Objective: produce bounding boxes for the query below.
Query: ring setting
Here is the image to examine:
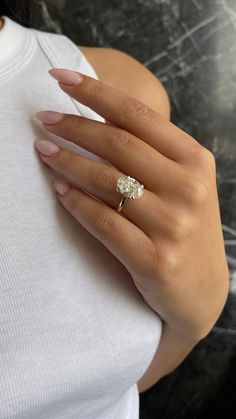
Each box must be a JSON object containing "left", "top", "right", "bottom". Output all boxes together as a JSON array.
[{"left": 116, "top": 175, "right": 144, "bottom": 214}]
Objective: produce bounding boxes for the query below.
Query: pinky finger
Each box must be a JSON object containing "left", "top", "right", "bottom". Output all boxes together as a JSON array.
[{"left": 54, "top": 178, "right": 154, "bottom": 278}]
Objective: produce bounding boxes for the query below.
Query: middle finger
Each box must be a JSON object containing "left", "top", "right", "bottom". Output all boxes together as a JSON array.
[{"left": 36, "top": 111, "right": 180, "bottom": 197}]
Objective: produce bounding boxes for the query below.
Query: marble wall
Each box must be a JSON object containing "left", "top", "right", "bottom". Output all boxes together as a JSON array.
[{"left": 32, "top": 0, "right": 236, "bottom": 417}]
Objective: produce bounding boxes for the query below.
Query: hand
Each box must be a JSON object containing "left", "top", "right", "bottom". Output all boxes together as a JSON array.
[{"left": 35, "top": 68, "right": 229, "bottom": 343}]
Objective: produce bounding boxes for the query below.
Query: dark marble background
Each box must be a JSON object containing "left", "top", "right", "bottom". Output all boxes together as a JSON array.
[{"left": 31, "top": 0, "right": 236, "bottom": 417}]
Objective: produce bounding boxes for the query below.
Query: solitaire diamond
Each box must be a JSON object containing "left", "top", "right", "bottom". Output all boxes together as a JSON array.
[{"left": 116, "top": 176, "right": 144, "bottom": 200}]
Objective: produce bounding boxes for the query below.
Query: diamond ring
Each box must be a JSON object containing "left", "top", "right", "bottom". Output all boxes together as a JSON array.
[{"left": 116, "top": 175, "right": 144, "bottom": 214}]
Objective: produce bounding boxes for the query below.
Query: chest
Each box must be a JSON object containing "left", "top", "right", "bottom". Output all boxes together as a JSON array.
[{"left": 0, "top": 69, "right": 161, "bottom": 417}]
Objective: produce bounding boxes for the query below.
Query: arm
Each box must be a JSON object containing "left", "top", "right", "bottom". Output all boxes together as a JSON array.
[{"left": 137, "top": 321, "right": 199, "bottom": 393}]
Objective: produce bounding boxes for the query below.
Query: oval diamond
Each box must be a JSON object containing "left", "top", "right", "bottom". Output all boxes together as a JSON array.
[{"left": 116, "top": 176, "right": 144, "bottom": 199}]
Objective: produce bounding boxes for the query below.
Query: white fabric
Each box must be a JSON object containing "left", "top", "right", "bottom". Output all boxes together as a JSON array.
[{"left": 0, "top": 16, "right": 162, "bottom": 419}]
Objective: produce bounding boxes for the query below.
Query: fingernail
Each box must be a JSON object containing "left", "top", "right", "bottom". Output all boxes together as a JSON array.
[
  {"left": 36, "top": 111, "right": 64, "bottom": 125},
  {"left": 35, "top": 139, "right": 60, "bottom": 157},
  {"left": 49, "top": 68, "right": 83, "bottom": 85},
  {"left": 54, "top": 178, "right": 70, "bottom": 196}
]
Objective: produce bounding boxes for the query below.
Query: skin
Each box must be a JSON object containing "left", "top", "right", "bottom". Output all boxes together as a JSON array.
[
  {"left": 1, "top": 16, "right": 229, "bottom": 393},
  {"left": 0, "top": 14, "right": 168, "bottom": 393},
  {"left": 34, "top": 68, "right": 229, "bottom": 377},
  {"left": 78, "top": 45, "right": 171, "bottom": 120}
]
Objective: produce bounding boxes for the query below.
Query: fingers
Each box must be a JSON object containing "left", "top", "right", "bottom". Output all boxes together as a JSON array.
[
  {"left": 48, "top": 69, "right": 200, "bottom": 164},
  {"left": 55, "top": 183, "right": 155, "bottom": 278},
  {"left": 36, "top": 110, "right": 180, "bottom": 196},
  {"left": 35, "top": 139, "right": 183, "bottom": 240}
]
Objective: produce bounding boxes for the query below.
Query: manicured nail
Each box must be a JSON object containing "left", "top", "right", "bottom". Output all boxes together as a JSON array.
[
  {"left": 54, "top": 178, "right": 70, "bottom": 196},
  {"left": 49, "top": 68, "right": 83, "bottom": 85},
  {"left": 35, "top": 139, "right": 60, "bottom": 157},
  {"left": 36, "top": 111, "right": 64, "bottom": 125}
]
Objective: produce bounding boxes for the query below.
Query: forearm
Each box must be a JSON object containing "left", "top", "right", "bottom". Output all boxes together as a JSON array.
[{"left": 137, "top": 321, "right": 199, "bottom": 393}]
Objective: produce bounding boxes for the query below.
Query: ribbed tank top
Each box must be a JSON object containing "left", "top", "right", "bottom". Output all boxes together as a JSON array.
[{"left": 0, "top": 16, "right": 162, "bottom": 419}]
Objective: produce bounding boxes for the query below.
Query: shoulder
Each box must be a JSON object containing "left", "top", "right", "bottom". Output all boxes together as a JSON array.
[{"left": 78, "top": 46, "right": 170, "bottom": 119}]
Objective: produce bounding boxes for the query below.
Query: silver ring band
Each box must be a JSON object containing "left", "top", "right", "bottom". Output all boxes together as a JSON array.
[{"left": 117, "top": 196, "right": 129, "bottom": 213}]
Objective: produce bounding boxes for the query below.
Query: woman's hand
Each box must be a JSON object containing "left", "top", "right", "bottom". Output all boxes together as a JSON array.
[{"left": 35, "top": 68, "right": 229, "bottom": 343}]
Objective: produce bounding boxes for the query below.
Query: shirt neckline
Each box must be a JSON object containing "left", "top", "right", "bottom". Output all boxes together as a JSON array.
[{"left": 0, "top": 16, "right": 35, "bottom": 84}]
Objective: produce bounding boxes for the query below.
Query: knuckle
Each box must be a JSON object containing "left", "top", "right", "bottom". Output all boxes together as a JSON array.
[
  {"left": 62, "top": 113, "right": 73, "bottom": 125},
  {"left": 63, "top": 114, "right": 80, "bottom": 130},
  {"left": 91, "top": 166, "right": 117, "bottom": 189},
  {"left": 108, "top": 129, "right": 134, "bottom": 151},
  {"left": 95, "top": 210, "right": 115, "bottom": 236},
  {"left": 123, "top": 97, "right": 154, "bottom": 121},
  {"left": 57, "top": 149, "right": 72, "bottom": 166},
  {"left": 194, "top": 145, "right": 216, "bottom": 171},
  {"left": 205, "top": 150, "right": 216, "bottom": 172},
  {"left": 84, "top": 76, "right": 97, "bottom": 95},
  {"left": 68, "top": 189, "right": 79, "bottom": 213},
  {"left": 171, "top": 212, "right": 194, "bottom": 240},
  {"left": 188, "top": 179, "right": 209, "bottom": 205},
  {"left": 182, "top": 175, "right": 209, "bottom": 206},
  {"left": 155, "top": 244, "right": 179, "bottom": 276},
  {"left": 135, "top": 242, "right": 170, "bottom": 290}
]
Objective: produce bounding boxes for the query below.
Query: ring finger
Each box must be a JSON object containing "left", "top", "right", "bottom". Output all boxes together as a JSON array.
[{"left": 35, "top": 140, "right": 175, "bottom": 240}]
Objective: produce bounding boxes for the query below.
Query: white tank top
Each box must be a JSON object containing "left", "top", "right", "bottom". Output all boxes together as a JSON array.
[{"left": 0, "top": 16, "right": 162, "bottom": 419}]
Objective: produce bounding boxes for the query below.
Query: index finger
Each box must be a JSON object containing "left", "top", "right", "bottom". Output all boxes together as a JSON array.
[{"left": 49, "top": 68, "right": 200, "bottom": 163}]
